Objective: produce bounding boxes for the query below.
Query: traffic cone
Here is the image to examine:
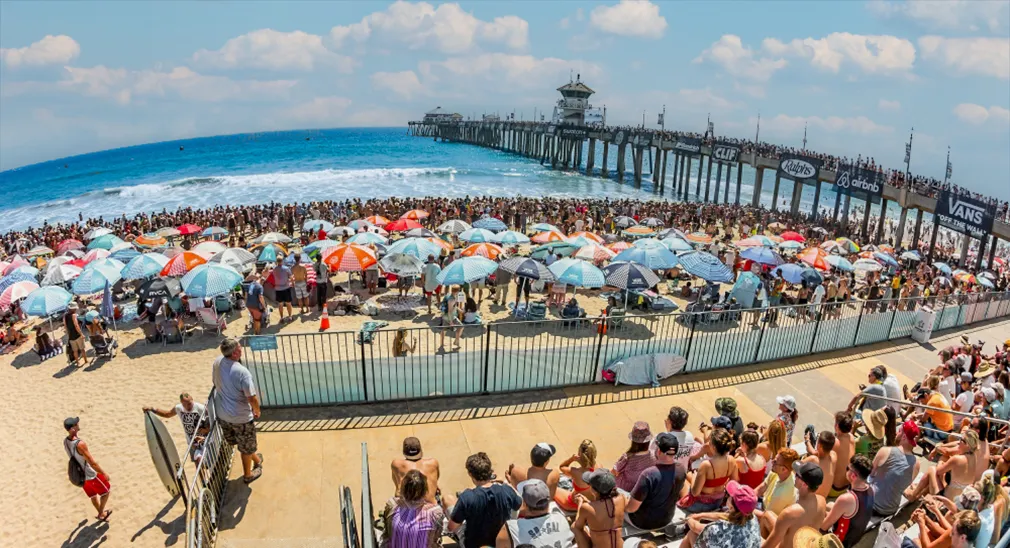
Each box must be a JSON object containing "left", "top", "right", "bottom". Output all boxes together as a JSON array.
[{"left": 319, "top": 307, "right": 330, "bottom": 332}]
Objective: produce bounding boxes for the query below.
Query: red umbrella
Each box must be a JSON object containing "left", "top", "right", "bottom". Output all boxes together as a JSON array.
[
  {"left": 57, "top": 239, "right": 85, "bottom": 255},
  {"left": 385, "top": 219, "right": 423, "bottom": 232},
  {"left": 177, "top": 224, "right": 203, "bottom": 236},
  {"left": 798, "top": 247, "right": 830, "bottom": 271},
  {"left": 780, "top": 231, "right": 806, "bottom": 243}
]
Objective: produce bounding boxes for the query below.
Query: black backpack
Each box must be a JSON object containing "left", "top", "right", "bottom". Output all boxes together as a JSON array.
[{"left": 65, "top": 439, "right": 86, "bottom": 487}]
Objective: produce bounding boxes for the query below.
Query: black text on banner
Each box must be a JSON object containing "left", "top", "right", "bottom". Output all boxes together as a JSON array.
[{"left": 777, "top": 153, "right": 823, "bottom": 183}]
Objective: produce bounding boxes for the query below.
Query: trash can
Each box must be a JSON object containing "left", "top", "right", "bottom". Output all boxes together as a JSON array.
[{"left": 912, "top": 305, "right": 935, "bottom": 344}]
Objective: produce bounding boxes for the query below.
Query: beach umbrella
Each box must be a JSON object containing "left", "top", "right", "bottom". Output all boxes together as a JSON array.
[
  {"left": 548, "top": 258, "right": 606, "bottom": 288},
  {"left": 254, "top": 243, "right": 287, "bottom": 263},
  {"left": 798, "top": 247, "right": 831, "bottom": 271},
  {"left": 121, "top": 253, "right": 169, "bottom": 280},
  {"left": 347, "top": 219, "right": 374, "bottom": 231},
  {"left": 156, "top": 227, "right": 181, "bottom": 238},
  {"left": 84, "top": 227, "right": 114, "bottom": 240},
  {"left": 954, "top": 272, "right": 976, "bottom": 285},
  {"left": 46, "top": 256, "right": 72, "bottom": 271},
  {"left": 608, "top": 241, "right": 633, "bottom": 253},
  {"left": 87, "top": 234, "right": 123, "bottom": 251},
  {"left": 405, "top": 228, "right": 437, "bottom": 239},
  {"left": 25, "top": 245, "right": 54, "bottom": 257},
  {"left": 853, "top": 259, "right": 884, "bottom": 273},
  {"left": 0, "top": 281, "right": 39, "bottom": 310},
  {"left": 20, "top": 286, "right": 72, "bottom": 317},
  {"left": 202, "top": 226, "right": 229, "bottom": 238},
  {"left": 322, "top": 244, "right": 377, "bottom": 272},
  {"left": 138, "top": 277, "right": 182, "bottom": 300},
  {"left": 328, "top": 226, "right": 355, "bottom": 238},
  {"left": 874, "top": 252, "right": 899, "bottom": 267},
  {"left": 614, "top": 216, "right": 637, "bottom": 228},
  {"left": 574, "top": 243, "right": 616, "bottom": 262},
  {"left": 303, "top": 219, "right": 334, "bottom": 233},
  {"left": 730, "top": 271, "right": 762, "bottom": 308},
  {"left": 736, "top": 236, "right": 774, "bottom": 248},
  {"left": 82, "top": 248, "right": 112, "bottom": 264},
  {"left": 632, "top": 238, "right": 666, "bottom": 250},
  {"left": 825, "top": 255, "right": 854, "bottom": 272},
  {"left": 177, "top": 224, "right": 202, "bottom": 236},
  {"left": 678, "top": 251, "right": 733, "bottom": 283},
  {"left": 936, "top": 276, "right": 952, "bottom": 287},
  {"left": 531, "top": 242, "right": 579, "bottom": 259},
  {"left": 532, "top": 230, "right": 567, "bottom": 244},
  {"left": 282, "top": 252, "right": 313, "bottom": 266},
  {"left": 767, "top": 222, "right": 786, "bottom": 231},
  {"left": 663, "top": 238, "right": 694, "bottom": 252},
  {"left": 569, "top": 235, "right": 603, "bottom": 248},
  {"left": 613, "top": 246, "right": 679, "bottom": 270},
  {"left": 192, "top": 241, "right": 227, "bottom": 256},
  {"left": 386, "top": 238, "right": 442, "bottom": 260},
  {"left": 492, "top": 230, "right": 530, "bottom": 245},
  {"left": 624, "top": 226, "right": 656, "bottom": 237},
  {"left": 900, "top": 250, "right": 921, "bottom": 262},
  {"left": 72, "top": 267, "right": 119, "bottom": 295},
  {"left": 9, "top": 265, "right": 39, "bottom": 278},
  {"left": 65, "top": 258, "right": 88, "bottom": 269},
  {"left": 347, "top": 232, "right": 388, "bottom": 246},
  {"left": 385, "top": 218, "right": 423, "bottom": 232},
  {"left": 863, "top": 244, "right": 880, "bottom": 252},
  {"left": 135, "top": 233, "right": 168, "bottom": 248},
  {"left": 658, "top": 228, "right": 688, "bottom": 240},
  {"left": 772, "top": 263, "right": 807, "bottom": 284},
  {"left": 437, "top": 220, "right": 471, "bottom": 234},
  {"left": 778, "top": 240, "right": 804, "bottom": 251},
  {"left": 472, "top": 217, "right": 508, "bottom": 232},
  {"left": 639, "top": 217, "right": 664, "bottom": 228},
  {"left": 42, "top": 264, "right": 83, "bottom": 286},
  {"left": 436, "top": 256, "right": 497, "bottom": 286},
  {"left": 780, "top": 231, "right": 805, "bottom": 243},
  {"left": 304, "top": 239, "right": 340, "bottom": 254},
  {"left": 741, "top": 246, "right": 784, "bottom": 266},
  {"left": 363, "top": 215, "right": 391, "bottom": 227},
  {"left": 0, "top": 270, "right": 37, "bottom": 294},
  {"left": 932, "top": 262, "right": 953, "bottom": 275},
  {"left": 254, "top": 232, "right": 293, "bottom": 244},
  {"left": 58, "top": 239, "right": 85, "bottom": 255},
  {"left": 87, "top": 257, "right": 126, "bottom": 277},
  {"left": 835, "top": 237, "right": 860, "bottom": 253},
  {"left": 461, "top": 243, "right": 504, "bottom": 259},
  {"left": 569, "top": 231, "right": 603, "bottom": 244},
  {"left": 602, "top": 261, "right": 660, "bottom": 290},
  {"left": 378, "top": 253, "right": 424, "bottom": 277},
  {"left": 820, "top": 241, "right": 847, "bottom": 255},
  {"left": 684, "top": 232, "right": 713, "bottom": 245},
  {"left": 400, "top": 209, "right": 429, "bottom": 221},
  {"left": 530, "top": 222, "right": 561, "bottom": 233},
  {"left": 800, "top": 268, "right": 824, "bottom": 286},
  {"left": 110, "top": 246, "right": 141, "bottom": 262},
  {"left": 979, "top": 271, "right": 996, "bottom": 281},
  {"left": 425, "top": 237, "right": 453, "bottom": 254},
  {"left": 181, "top": 264, "right": 242, "bottom": 299},
  {"left": 978, "top": 277, "right": 995, "bottom": 289},
  {"left": 500, "top": 257, "right": 554, "bottom": 281},
  {"left": 459, "top": 227, "right": 496, "bottom": 243},
  {"left": 365, "top": 225, "right": 390, "bottom": 236},
  {"left": 160, "top": 251, "right": 207, "bottom": 277},
  {"left": 209, "top": 247, "right": 257, "bottom": 272}
]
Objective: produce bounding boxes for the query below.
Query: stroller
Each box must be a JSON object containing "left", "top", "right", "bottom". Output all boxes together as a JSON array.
[{"left": 89, "top": 326, "right": 118, "bottom": 359}]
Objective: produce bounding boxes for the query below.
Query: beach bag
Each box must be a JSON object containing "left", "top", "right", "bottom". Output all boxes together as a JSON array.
[
  {"left": 66, "top": 440, "right": 86, "bottom": 487},
  {"left": 872, "top": 521, "right": 901, "bottom": 548}
]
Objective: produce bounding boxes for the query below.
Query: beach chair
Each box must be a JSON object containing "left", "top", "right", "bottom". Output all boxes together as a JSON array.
[
  {"left": 607, "top": 307, "right": 627, "bottom": 329},
  {"left": 196, "top": 308, "right": 226, "bottom": 336},
  {"left": 526, "top": 302, "right": 547, "bottom": 324},
  {"left": 140, "top": 322, "right": 162, "bottom": 344},
  {"left": 214, "top": 295, "right": 233, "bottom": 314},
  {"left": 162, "top": 322, "right": 190, "bottom": 346}
]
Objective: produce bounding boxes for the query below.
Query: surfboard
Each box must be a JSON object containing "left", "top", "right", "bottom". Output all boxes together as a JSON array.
[{"left": 145, "top": 410, "right": 183, "bottom": 497}]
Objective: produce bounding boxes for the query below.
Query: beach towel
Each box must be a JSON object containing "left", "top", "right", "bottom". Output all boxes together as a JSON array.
[{"left": 357, "top": 320, "right": 389, "bottom": 344}]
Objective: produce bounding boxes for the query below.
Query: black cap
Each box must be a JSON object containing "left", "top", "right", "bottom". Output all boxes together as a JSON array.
[
  {"left": 582, "top": 469, "right": 617, "bottom": 497},
  {"left": 656, "top": 432, "right": 680, "bottom": 455},
  {"left": 710, "top": 416, "right": 733, "bottom": 430},
  {"left": 793, "top": 461, "right": 824, "bottom": 490},
  {"left": 402, "top": 437, "right": 422, "bottom": 460},
  {"left": 64, "top": 417, "right": 80, "bottom": 431},
  {"left": 530, "top": 443, "right": 556, "bottom": 466}
]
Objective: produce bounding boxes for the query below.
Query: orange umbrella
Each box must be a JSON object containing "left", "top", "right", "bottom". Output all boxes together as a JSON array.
[
  {"left": 684, "top": 232, "right": 713, "bottom": 244},
  {"left": 798, "top": 247, "right": 830, "bottom": 271},
  {"left": 425, "top": 237, "right": 453, "bottom": 253},
  {"left": 365, "top": 215, "right": 391, "bottom": 227},
  {"left": 400, "top": 209, "right": 429, "bottom": 220},
  {"left": 322, "top": 244, "right": 377, "bottom": 272},
  {"left": 532, "top": 230, "right": 566, "bottom": 243},
  {"left": 135, "top": 234, "right": 167, "bottom": 247},
  {"left": 160, "top": 251, "right": 208, "bottom": 276},
  {"left": 461, "top": 242, "right": 504, "bottom": 259},
  {"left": 608, "top": 241, "right": 632, "bottom": 252},
  {"left": 568, "top": 231, "right": 603, "bottom": 244},
  {"left": 624, "top": 226, "right": 655, "bottom": 236}
]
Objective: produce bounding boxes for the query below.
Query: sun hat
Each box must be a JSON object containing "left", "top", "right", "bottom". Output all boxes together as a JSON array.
[
  {"left": 793, "top": 527, "right": 843, "bottom": 548},
  {"left": 715, "top": 397, "right": 739, "bottom": 418},
  {"left": 628, "top": 421, "right": 653, "bottom": 444},
  {"left": 865, "top": 408, "right": 889, "bottom": 439},
  {"left": 777, "top": 395, "right": 797, "bottom": 412},
  {"left": 726, "top": 480, "right": 758, "bottom": 514},
  {"left": 975, "top": 362, "right": 996, "bottom": 379}
]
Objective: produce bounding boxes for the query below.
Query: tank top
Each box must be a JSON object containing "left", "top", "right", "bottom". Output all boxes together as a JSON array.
[
  {"left": 868, "top": 447, "right": 916, "bottom": 515},
  {"left": 64, "top": 437, "right": 97, "bottom": 480},
  {"left": 738, "top": 457, "right": 767, "bottom": 490},
  {"left": 65, "top": 312, "right": 83, "bottom": 341},
  {"left": 832, "top": 485, "right": 873, "bottom": 547}
]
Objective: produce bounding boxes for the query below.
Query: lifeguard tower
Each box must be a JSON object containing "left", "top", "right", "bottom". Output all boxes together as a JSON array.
[{"left": 552, "top": 74, "right": 599, "bottom": 126}]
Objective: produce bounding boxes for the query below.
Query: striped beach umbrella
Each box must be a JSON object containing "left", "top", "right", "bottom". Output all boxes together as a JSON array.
[
  {"left": 663, "top": 238, "right": 694, "bottom": 252},
  {"left": 435, "top": 256, "right": 497, "bottom": 286},
  {"left": 492, "top": 230, "right": 530, "bottom": 245},
  {"left": 499, "top": 257, "right": 554, "bottom": 281},
  {"left": 530, "top": 222, "right": 561, "bottom": 233},
  {"left": 160, "top": 251, "right": 208, "bottom": 277},
  {"left": 0, "top": 281, "right": 39, "bottom": 310},
  {"left": 364, "top": 215, "right": 391, "bottom": 227},
  {"left": 253, "top": 232, "right": 293, "bottom": 244},
  {"left": 574, "top": 243, "right": 616, "bottom": 263},
  {"left": 548, "top": 258, "right": 606, "bottom": 288},
  {"left": 42, "top": 264, "right": 83, "bottom": 286},
  {"left": 328, "top": 226, "right": 355, "bottom": 238},
  {"left": 347, "top": 220, "right": 373, "bottom": 231},
  {"left": 20, "top": 286, "right": 73, "bottom": 317},
  {"left": 400, "top": 209, "right": 429, "bottom": 220},
  {"left": 84, "top": 227, "right": 114, "bottom": 240},
  {"left": 303, "top": 239, "right": 340, "bottom": 254},
  {"left": 741, "top": 247, "right": 784, "bottom": 266},
  {"left": 202, "top": 226, "right": 229, "bottom": 238},
  {"left": 632, "top": 238, "right": 666, "bottom": 250},
  {"left": 87, "top": 234, "right": 124, "bottom": 251},
  {"left": 386, "top": 238, "right": 442, "bottom": 260},
  {"left": 121, "top": 253, "right": 169, "bottom": 280},
  {"left": 820, "top": 241, "right": 847, "bottom": 255},
  {"left": 614, "top": 246, "right": 679, "bottom": 270},
  {"left": 603, "top": 261, "right": 660, "bottom": 290},
  {"left": 347, "top": 232, "right": 388, "bottom": 246},
  {"left": 181, "top": 264, "right": 243, "bottom": 298},
  {"left": 82, "top": 248, "right": 112, "bottom": 264},
  {"left": 72, "top": 267, "right": 120, "bottom": 295},
  {"left": 532, "top": 230, "right": 566, "bottom": 244},
  {"left": 156, "top": 227, "right": 181, "bottom": 238},
  {"left": 193, "top": 241, "right": 227, "bottom": 256},
  {"left": 378, "top": 253, "right": 424, "bottom": 277},
  {"left": 135, "top": 233, "right": 168, "bottom": 248},
  {"left": 437, "top": 220, "right": 471, "bottom": 234},
  {"left": 0, "top": 270, "right": 36, "bottom": 294},
  {"left": 684, "top": 232, "right": 712, "bottom": 244},
  {"left": 177, "top": 224, "right": 202, "bottom": 236},
  {"left": 614, "top": 216, "right": 637, "bottom": 228},
  {"left": 2, "top": 256, "right": 28, "bottom": 275},
  {"left": 569, "top": 231, "right": 604, "bottom": 244},
  {"left": 58, "top": 239, "right": 85, "bottom": 255},
  {"left": 405, "top": 228, "right": 437, "bottom": 238},
  {"left": 568, "top": 235, "right": 602, "bottom": 248},
  {"left": 459, "top": 228, "right": 496, "bottom": 243},
  {"left": 9, "top": 265, "right": 38, "bottom": 278},
  {"left": 322, "top": 244, "right": 377, "bottom": 272},
  {"left": 385, "top": 218, "right": 423, "bottom": 232},
  {"left": 607, "top": 241, "right": 633, "bottom": 253},
  {"left": 25, "top": 245, "right": 54, "bottom": 257},
  {"left": 461, "top": 242, "right": 504, "bottom": 259},
  {"left": 624, "top": 226, "right": 656, "bottom": 237},
  {"left": 303, "top": 219, "right": 334, "bottom": 233},
  {"left": 110, "top": 246, "right": 141, "bottom": 262},
  {"left": 798, "top": 247, "right": 831, "bottom": 271},
  {"left": 472, "top": 217, "right": 508, "bottom": 232},
  {"left": 678, "top": 251, "right": 733, "bottom": 283},
  {"left": 209, "top": 248, "right": 257, "bottom": 272},
  {"left": 658, "top": 228, "right": 688, "bottom": 240},
  {"left": 88, "top": 258, "right": 126, "bottom": 278}
]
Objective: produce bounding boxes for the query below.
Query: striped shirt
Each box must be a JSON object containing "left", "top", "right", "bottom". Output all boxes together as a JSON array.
[{"left": 383, "top": 498, "right": 444, "bottom": 548}]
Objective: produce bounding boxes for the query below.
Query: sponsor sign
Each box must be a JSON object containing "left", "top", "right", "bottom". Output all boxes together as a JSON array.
[
  {"left": 613, "top": 131, "right": 625, "bottom": 146},
  {"left": 672, "top": 137, "right": 701, "bottom": 156},
  {"left": 248, "top": 336, "right": 278, "bottom": 351},
  {"left": 534, "top": 125, "right": 544, "bottom": 134},
  {"left": 777, "top": 153, "right": 823, "bottom": 182},
  {"left": 585, "top": 108, "right": 604, "bottom": 125},
  {"left": 833, "top": 164, "right": 883, "bottom": 204},
  {"left": 547, "top": 124, "right": 557, "bottom": 135},
  {"left": 712, "top": 143, "right": 740, "bottom": 164},
  {"left": 934, "top": 190, "right": 996, "bottom": 240},
  {"left": 558, "top": 126, "right": 588, "bottom": 139}
]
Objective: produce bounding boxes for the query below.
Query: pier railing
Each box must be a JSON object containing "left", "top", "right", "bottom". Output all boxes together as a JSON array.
[{"left": 240, "top": 291, "right": 1010, "bottom": 408}]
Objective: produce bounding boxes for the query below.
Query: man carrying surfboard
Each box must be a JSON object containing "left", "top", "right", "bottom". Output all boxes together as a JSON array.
[
  {"left": 63, "top": 417, "right": 112, "bottom": 522},
  {"left": 144, "top": 393, "right": 208, "bottom": 464},
  {"left": 213, "top": 338, "right": 264, "bottom": 484}
]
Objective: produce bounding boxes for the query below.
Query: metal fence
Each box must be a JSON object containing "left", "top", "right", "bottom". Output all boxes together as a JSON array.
[
  {"left": 241, "top": 291, "right": 1010, "bottom": 408},
  {"left": 183, "top": 389, "right": 236, "bottom": 548}
]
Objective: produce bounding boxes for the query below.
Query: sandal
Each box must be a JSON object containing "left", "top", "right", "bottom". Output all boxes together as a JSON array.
[
  {"left": 243, "top": 467, "right": 263, "bottom": 484},
  {"left": 97, "top": 510, "right": 113, "bottom": 522}
]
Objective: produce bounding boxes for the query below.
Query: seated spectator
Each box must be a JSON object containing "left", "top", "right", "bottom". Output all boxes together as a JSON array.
[
  {"left": 382, "top": 469, "right": 445, "bottom": 548},
  {"left": 682, "top": 480, "right": 761, "bottom": 548},
  {"left": 715, "top": 398, "right": 745, "bottom": 436},
  {"left": 828, "top": 412, "right": 856, "bottom": 498},
  {"left": 869, "top": 420, "right": 920, "bottom": 517},
  {"left": 756, "top": 419, "right": 786, "bottom": 463},
  {"left": 680, "top": 428, "right": 738, "bottom": 513},
  {"left": 821, "top": 455, "right": 874, "bottom": 547},
  {"left": 735, "top": 430, "right": 767, "bottom": 491},
  {"left": 914, "top": 385, "right": 954, "bottom": 443},
  {"left": 954, "top": 372, "right": 976, "bottom": 414},
  {"left": 846, "top": 366, "right": 887, "bottom": 419},
  {"left": 496, "top": 479, "right": 574, "bottom": 548},
  {"left": 756, "top": 448, "right": 801, "bottom": 535},
  {"left": 802, "top": 431, "right": 837, "bottom": 499},
  {"left": 912, "top": 508, "right": 980, "bottom": 548},
  {"left": 445, "top": 452, "right": 522, "bottom": 548},
  {"left": 906, "top": 429, "right": 979, "bottom": 501},
  {"left": 613, "top": 422, "right": 657, "bottom": 493},
  {"left": 555, "top": 440, "right": 597, "bottom": 511},
  {"left": 756, "top": 462, "right": 826, "bottom": 548},
  {"left": 507, "top": 443, "right": 561, "bottom": 499},
  {"left": 627, "top": 432, "right": 687, "bottom": 530},
  {"left": 656, "top": 406, "right": 697, "bottom": 471},
  {"left": 571, "top": 470, "right": 624, "bottom": 548},
  {"left": 855, "top": 407, "right": 891, "bottom": 459},
  {"left": 391, "top": 437, "right": 440, "bottom": 505}
]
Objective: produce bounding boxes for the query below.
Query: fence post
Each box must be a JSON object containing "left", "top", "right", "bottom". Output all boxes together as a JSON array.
[
  {"left": 482, "top": 325, "right": 492, "bottom": 395},
  {"left": 591, "top": 319, "right": 606, "bottom": 381},
  {"left": 808, "top": 305, "right": 824, "bottom": 354},
  {"left": 936, "top": 295, "right": 948, "bottom": 328},
  {"left": 359, "top": 338, "right": 369, "bottom": 402},
  {"left": 683, "top": 313, "right": 699, "bottom": 362},
  {"left": 852, "top": 301, "right": 866, "bottom": 346},
  {"left": 753, "top": 309, "right": 769, "bottom": 363},
  {"left": 886, "top": 299, "right": 899, "bottom": 339}
]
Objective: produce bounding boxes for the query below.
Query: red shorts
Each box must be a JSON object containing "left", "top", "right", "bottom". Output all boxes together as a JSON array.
[{"left": 83, "top": 473, "right": 111, "bottom": 498}]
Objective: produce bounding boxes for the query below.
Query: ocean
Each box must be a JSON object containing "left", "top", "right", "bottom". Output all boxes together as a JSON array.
[{"left": 0, "top": 127, "right": 893, "bottom": 233}]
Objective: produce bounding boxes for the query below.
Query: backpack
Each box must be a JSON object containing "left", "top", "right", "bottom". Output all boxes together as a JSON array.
[{"left": 65, "top": 439, "right": 86, "bottom": 487}]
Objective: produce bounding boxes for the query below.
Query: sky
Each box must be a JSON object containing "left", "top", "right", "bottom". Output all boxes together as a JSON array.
[{"left": 1, "top": 0, "right": 1009, "bottom": 198}]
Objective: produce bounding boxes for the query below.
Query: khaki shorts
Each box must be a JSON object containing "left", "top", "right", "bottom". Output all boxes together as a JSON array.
[
  {"left": 69, "top": 337, "right": 86, "bottom": 357},
  {"left": 220, "top": 420, "right": 258, "bottom": 455}
]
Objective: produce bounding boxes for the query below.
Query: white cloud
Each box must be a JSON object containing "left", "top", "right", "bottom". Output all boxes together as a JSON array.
[
  {"left": 0, "top": 35, "right": 80, "bottom": 67},
  {"left": 59, "top": 65, "right": 297, "bottom": 104},
  {"left": 754, "top": 114, "right": 894, "bottom": 135},
  {"left": 329, "top": 1, "right": 528, "bottom": 54},
  {"left": 953, "top": 103, "right": 1010, "bottom": 125},
  {"left": 867, "top": 0, "right": 1009, "bottom": 33},
  {"left": 284, "top": 96, "right": 354, "bottom": 122},
  {"left": 762, "top": 32, "right": 916, "bottom": 74},
  {"left": 878, "top": 99, "right": 901, "bottom": 110},
  {"left": 675, "top": 88, "right": 743, "bottom": 111},
  {"left": 919, "top": 36, "right": 1010, "bottom": 79},
  {"left": 192, "top": 29, "right": 355, "bottom": 73},
  {"left": 589, "top": 1, "right": 667, "bottom": 39},
  {"left": 694, "top": 35, "right": 787, "bottom": 82},
  {"left": 371, "top": 70, "right": 425, "bottom": 100},
  {"left": 419, "top": 53, "right": 603, "bottom": 92}
]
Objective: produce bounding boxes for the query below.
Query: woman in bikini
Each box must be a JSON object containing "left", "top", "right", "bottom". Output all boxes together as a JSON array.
[
  {"left": 756, "top": 419, "right": 786, "bottom": 463},
  {"left": 556, "top": 440, "right": 598, "bottom": 512},
  {"left": 572, "top": 470, "right": 625, "bottom": 548},
  {"left": 736, "top": 430, "right": 767, "bottom": 491},
  {"left": 680, "top": 429, "right": 739, "bottom": 513}
]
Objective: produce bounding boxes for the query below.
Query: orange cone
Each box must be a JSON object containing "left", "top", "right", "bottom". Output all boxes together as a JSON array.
[{"left": 319, "top": 307, "right": 330, "bottom": 332}]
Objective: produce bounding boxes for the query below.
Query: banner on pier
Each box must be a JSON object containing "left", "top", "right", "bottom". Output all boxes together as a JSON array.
[
  {"left": 534, "top": 125, "right": 545, "bottom": 134},
  {"left": 712, "top": 143, "right": 740, "bottom": 164},
  {"left": 777, "top": 153, "right": 823, "bottom": 182},
  {"left": 558, "top": 126, "right": 589, "bottom": 139},
  {"left": 934, "top": 189, "right": 996, "bottom": 240},
  {"left": 833, "top": 164, "right": 883, "bottom": 204},
  {"left": 585, "top": 108, "right": 604, "bottom": 125},
  {"left": 672, "top": 137, "right": 702, "bottom": 156},
  {"left": 547, "top": 125, "right": 557, "bottom": 135}
]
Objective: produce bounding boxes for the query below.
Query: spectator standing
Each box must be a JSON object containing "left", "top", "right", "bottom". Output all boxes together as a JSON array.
[
  {"left": 143, "top": 393, "right": 208, "bottom": 463},
  {"left": 64, "top": 302, "right": 88, "bottom": 367},
  {"left": 271, "top": 257, "right": 293, "bottom": 323},
  {"left": 63, "top": 417, "right": 112, "bottom": 522},
  {"left": 246, "top": 272, "right": 266, "bottom": 334},
  {"left": 212, "top": 338, "right": 264, "bottom": 484}
]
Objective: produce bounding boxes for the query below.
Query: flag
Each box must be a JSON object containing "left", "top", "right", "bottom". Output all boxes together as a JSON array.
[
  {"left": 657, "top": 113, "right": 664, "bottom": 125},
  {"left": 946, "top": 158, "right": 952, "bottom": 179},
  {"left": 904, "top": 142, "right": 911, "bottom": 164}
]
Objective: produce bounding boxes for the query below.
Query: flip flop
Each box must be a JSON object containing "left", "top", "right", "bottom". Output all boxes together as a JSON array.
[
  {"left": 243, "top": 467, "right": 263, "bottom": 484},
  {"left": 96, "top": 510, "right": 113, "bottom": 522}
]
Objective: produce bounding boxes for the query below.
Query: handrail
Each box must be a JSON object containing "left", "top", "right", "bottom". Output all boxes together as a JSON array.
[
  {"left": 863, "top": 394, "right": 1010, "bottom": 426},
  {"left": 361, "top": 442, "right": 376, "bottom": 548}
]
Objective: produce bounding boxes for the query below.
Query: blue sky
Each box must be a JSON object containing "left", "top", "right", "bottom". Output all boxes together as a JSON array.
[{"left": 1, "top": 0, "right": 1008, "bottom": 198}]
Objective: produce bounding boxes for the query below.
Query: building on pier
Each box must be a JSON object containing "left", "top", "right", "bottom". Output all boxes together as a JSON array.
[
  {"left": 553, "top": 75, "right": 599, "bottom": 126},
  {"left": 423, "top": 107, "right": 463, "bottom": 123}
]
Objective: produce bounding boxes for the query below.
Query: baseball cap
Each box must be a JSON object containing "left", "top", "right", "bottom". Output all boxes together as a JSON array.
[
  {"left": 64, "top": 417, "right": 80, "bottom": 430},
  {"left": 655, "top": 432, "right": 680, "bottom": 455},
  {"left": 518, "top": 479, "right": 551, "bottom": 511},
  {"left": 582, "top": 469, "right": 617, "bottom": 497},
  {"left": 402, "top": 437, "right": 422, "bottom": 460},
  {"left": 710, "top": 416, "right": 733, "bottom": 430},
  {"left": 726, "top": 480, "right": 758, "bottom": 514},
  {"left": 530, "top": 442, "right": 556, "bottom": 466},
  {"left": 901, "top": 420, "right": 920, "bottom": 443},
  {"left": 962, "top": 430, "right": 980, "bottom": 453},
  {"left": 776, "top": 395, "right": 797, "bottom": 412},
  {"left": 793, "top": 461, "right": 824, "bottom": 490},
  {"left": 715, "top": 397, "right": 739, "bottom": 418},
  {"left": 960, "top": 372, "right": 974, "bottom": 383},
  {"left": 982, "top": 387, "right": 997, "bottom": 403}
]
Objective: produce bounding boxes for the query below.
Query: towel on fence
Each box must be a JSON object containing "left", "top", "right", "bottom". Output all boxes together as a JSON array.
[
  {"left": 357, "top": 320, "right": 389, "bottom": 345},
  {"left": 603, "top": 354, "right": 687, "bottom": 387}
]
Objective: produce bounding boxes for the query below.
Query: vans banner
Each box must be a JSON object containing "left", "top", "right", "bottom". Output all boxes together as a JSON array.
[{"left": 934, "top": 190, "right": 996, "bottom": 239}]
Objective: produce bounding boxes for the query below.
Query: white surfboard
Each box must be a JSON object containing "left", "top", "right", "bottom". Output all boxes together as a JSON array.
[{"left": 145, "top": 411, "right": 183, "bottom": 497}]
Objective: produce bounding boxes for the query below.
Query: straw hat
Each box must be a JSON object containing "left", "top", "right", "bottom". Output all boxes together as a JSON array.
[
  {"left": 975, "top": 362, "right": 996, "bottom": 379},
  {"left": 793, "top": 527, "right": 843, "bottom": 548},
  {"left": 865, "top": 407, "right": 889, "bottom": 440}
]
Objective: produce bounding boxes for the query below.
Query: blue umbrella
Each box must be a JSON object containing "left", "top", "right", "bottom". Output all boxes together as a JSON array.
[
  {"left": 740, "top": 247, "right": 784, "bottom": 266},
  {"left": 347, "top": 232, "right": 388, "bottom": 246},
  {"left": 181, "top": 264, "right": 243, "bottom": 298},
  {"left": 9, "top": 265, "right": 39, "bottom": 278},
  {"left": 730, "top": 271, "right": 762, "bottom": 308},
  {"left": 663, "top": 237, "right": 693, "bottom": 252},
  {"left": 386, "top": 238, "right": 442, "bottom": 260},
  {"left": 303, "top": 219, "right": 335, "bottom": 232},
  {"left": 304, "top": 239, "right": 341, "bottom": 254},
  {"left": 459, "top": 228, "right": 496, "bottom": 243},
  {"left": 530, "top": 222, "right": 560, "bottom": 233},
  {"left": 773, "top": 263, "right": 806, "bottom": 284},
  {"left": 121, "top": 253, "right": 169, "bottom": 280},
  {"left": 72, "top": 267, "right": 120, "bottom": 295},
  {"left": 257, "top": 245, "right": 283, "bottom": 263},
  {"left": 933, "top": 262, "right": 952, "bottom": 275},
  {"left": 0, "top": 270, "right": 37, "bottom": 294},
  {"left": 202, "top": 226, "right": 229, "bottom": 238},
  {"left": 87, "top": 258, "right": 126, "bottom": 279},
  {"left": 658, "top": 228, "right": 687, "bottom": 240},
  {"left": 472, "top": 217, "right": 508, "bottom": 232},
  {"left": 110, "top": 247, "right": 141, "bottom": 262},
  {"left": 874, "top": 252, "right": 898, "bottom": 267},
  {"left": 282, "top": 253, "right": 313, "bottom": 266},
  {"left": 492, "top": 230, "right": 530, "bottom": 245},
  {"left": 613, "top": 247, "right": 679, "bottom": 270},
  {"left": 800, "top": 268, "right": 824, "bottom": 286},
  {"left": 85, "top": 310, "right": 100, "bottom": 323},
  {"left": 548, "top": 258, "right": 606, "bottom": 288},
  {"left": 347, "top": 219, "right": 373, "bottom": 231},
  {"left": 436, "top": 256, "right": 498, "bottom": 286},
  {"left": 778, "top": 240, "right": 804, "bottom": 250},
  {"left": 900, "top": 250, "right": 921, "bottom": 262},
  {"left": 602, "top": 261, "right": 659, "bottom": 290},
  {"left": 678, "top": 251, "right": 734, "bottom": 283},
  {"left": 979, "top": 277, "right": 994, "bottom": 289},
  {"left": 20, "top": 286, "right": 72, "bottom": 317},
  {"left": 633, "top": 238, "right": 666, "bottom": 250},
  {"left": 825, "top": 255, "right": 854, "bottom": 272},
  {"left": 87, "top": 234, "right": 124, "bottom": 250},
  {"left": 531, "top": 242, "right": 579, "bottom": 259}
]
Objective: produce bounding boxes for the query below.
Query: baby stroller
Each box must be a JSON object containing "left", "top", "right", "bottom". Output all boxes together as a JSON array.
[{"left": 89, "top": 327, "right": 118, "bottom": 359}]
